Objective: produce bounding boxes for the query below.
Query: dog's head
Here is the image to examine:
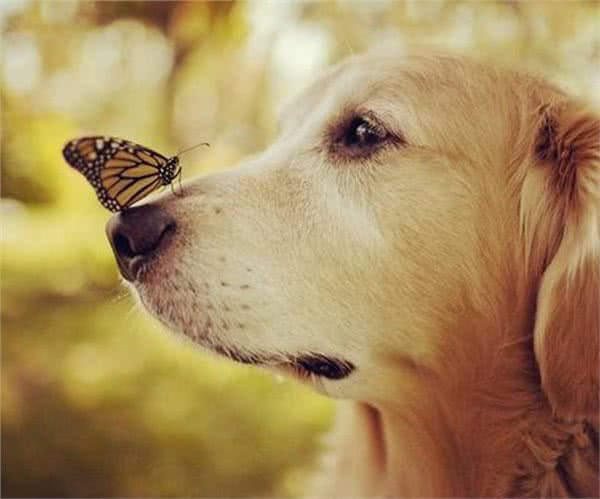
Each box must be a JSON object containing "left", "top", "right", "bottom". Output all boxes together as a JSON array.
[{"left": 106, "top": 54, "right": 598, "bottom": 411}]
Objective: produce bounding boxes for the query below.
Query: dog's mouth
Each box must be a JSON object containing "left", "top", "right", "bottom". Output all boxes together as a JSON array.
[
  {"left": 211, "top": 344, "right": 355, "bottom": 380},
  {"left": 134, "top": 271, "right": 355, "bottom": 381}
]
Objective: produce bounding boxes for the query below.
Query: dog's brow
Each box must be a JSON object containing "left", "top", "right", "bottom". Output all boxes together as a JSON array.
[
  {"left": 276, "top": 62, "right": 350, "bottom": 134},
  {"left": 276, "top": 97, "right": 302, "bottom": 133}
]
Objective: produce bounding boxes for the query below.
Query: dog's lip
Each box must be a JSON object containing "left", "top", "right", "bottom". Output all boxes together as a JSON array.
[
  {"left": 211, "top": 344, "right": 266, "bottom": 365},
  {"left": 208, "top": 343, "right": 355, "bottom": 380},
  {"left": 208, "top": 345, "right": 312, "bottom": 381}
]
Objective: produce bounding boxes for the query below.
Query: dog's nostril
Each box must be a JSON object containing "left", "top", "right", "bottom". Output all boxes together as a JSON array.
[
  {"left": 105, "top": 205, "right": 176, "bottom": 281},
  {"left": 164, "top": 222, "right": 176, "bottom": 237},
  {"left": 114, "top": 232, "right": 134, "bottom": 258},
  {"left": 156, "top": 222, "right": 176, "bottom": 249}
]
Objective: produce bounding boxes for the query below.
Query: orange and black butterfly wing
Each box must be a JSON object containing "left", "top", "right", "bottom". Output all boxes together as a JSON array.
[{"left": 62, "top": 136, "right": 169, "bottom": 212}]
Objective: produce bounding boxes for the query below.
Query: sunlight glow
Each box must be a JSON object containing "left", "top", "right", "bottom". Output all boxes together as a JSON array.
[{"left": 2, "top": 32, "right": 41, "bottom": 94}]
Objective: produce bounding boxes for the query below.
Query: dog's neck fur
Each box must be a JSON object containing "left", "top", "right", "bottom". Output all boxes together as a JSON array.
[
  {"left": 315, "top": 301, "right": 599, "bottom": 498},
  {"left": 337, "top": 400, "right": 598, "bottom": 498}
]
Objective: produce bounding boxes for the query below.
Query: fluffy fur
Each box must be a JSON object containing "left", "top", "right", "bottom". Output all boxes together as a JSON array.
[{"left": 120, "top": 53, "right": 599, "bottom": 497}]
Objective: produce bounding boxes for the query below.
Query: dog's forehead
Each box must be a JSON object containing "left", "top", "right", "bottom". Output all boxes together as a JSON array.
[
  {"left": 277, "top": 55, "right": 470, "bottom": 130},
  {"left": 278, "top": 57, "right": 401, "bottom": 119},
  {"left": 276, "top": 54, "right": 522, "bottom": 157},
  {"left": 276, "top": 59, "right": 351, "bottom": 129}
]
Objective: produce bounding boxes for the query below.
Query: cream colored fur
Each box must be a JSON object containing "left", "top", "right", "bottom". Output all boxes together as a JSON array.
[{"left": 130, "top": 54, "right": 599, "bottom": 497}]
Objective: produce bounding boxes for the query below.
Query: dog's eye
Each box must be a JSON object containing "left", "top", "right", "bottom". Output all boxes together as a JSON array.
[
  {"left": 343, "top": 117, "right": 387, "bottom": 149},
  {"left": 330, "top": 114, "right": 392, "bottom": 160}
]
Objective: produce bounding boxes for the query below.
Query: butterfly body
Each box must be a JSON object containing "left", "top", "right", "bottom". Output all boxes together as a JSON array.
[{"left": 62, "top": 136, "right": 184, "bottom": 212}]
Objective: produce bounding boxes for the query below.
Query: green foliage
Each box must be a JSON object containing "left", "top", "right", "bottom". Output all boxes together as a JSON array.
[
  {"left": 1, "top": 0, "right": 598, "bottom": 497},
  {"left": 2, "top": 297, "right": 332, "bottom": 497}
]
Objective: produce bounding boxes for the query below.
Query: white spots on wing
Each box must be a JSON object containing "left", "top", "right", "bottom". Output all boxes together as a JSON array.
[{"left": 96, "top": 138, "right": 104, "bottom": 150}]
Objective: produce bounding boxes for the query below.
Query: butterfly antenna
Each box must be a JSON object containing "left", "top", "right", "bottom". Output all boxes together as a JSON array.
[{"left": 176, "top": 142, "right": 210, "bottom": 157}]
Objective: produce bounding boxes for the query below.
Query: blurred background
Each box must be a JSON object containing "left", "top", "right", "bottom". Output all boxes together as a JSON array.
[{"left": 1, "top": 1, "right": 599, "bottom": 497}]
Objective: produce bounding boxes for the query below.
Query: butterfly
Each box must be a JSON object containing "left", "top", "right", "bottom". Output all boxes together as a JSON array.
[{"left": 62, "top": 136, "right": 208, "bottom": 212}]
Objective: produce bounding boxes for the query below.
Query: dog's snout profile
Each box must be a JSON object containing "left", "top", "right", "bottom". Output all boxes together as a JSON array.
[{"left": 106, "top": 204, "right": 175, "bottom": 281}]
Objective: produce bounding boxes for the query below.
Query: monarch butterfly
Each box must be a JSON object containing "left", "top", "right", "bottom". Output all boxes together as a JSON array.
[{"left": 62, "top": 136, "right": 208, "bottom": 212}]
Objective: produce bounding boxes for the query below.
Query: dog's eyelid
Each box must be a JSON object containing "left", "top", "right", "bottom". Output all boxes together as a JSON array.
[
  {"left": 359, "top": 114, "right": 387, "bottom": 137},
  {"left": 348, "top": 109, "right": 404, "bottom": 141},
  {"left": 363, "top": 110, "right": 407, "bottom": 144}
]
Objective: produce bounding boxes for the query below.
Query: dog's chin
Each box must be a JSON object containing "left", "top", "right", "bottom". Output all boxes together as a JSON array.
[{"left": 133, "top": 287, "right": 357, "bottom": 383}]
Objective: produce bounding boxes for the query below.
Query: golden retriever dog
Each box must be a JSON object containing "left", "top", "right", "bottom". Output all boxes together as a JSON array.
[{"left": 105, "top": 53, "right": 599, "bottom": 497}]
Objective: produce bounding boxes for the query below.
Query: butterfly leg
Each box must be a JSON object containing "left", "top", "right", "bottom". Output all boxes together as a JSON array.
[
  {"left": 170, "top": 176, "right": 183, "bottom": 197},
  {"left": 171, "top": 168, "right": 183, "bottom": 197}
]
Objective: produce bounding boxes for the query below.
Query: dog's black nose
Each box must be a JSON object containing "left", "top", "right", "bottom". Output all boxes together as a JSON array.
[{"left": 106, "top": 205, "right": 176, "bottom": 281}]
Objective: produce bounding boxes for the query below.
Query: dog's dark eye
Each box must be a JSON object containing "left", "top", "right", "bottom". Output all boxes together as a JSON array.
[
  {"left": 330, "top": 114, "right": 392, "bottom": 160},
  {"left": 343, "top": 117, "right": 387, "bottom": 149}
]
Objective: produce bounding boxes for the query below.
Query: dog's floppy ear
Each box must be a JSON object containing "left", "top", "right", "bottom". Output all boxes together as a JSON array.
[{"left": 525, "top": 99, "right": 599, "bottom": 421}]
